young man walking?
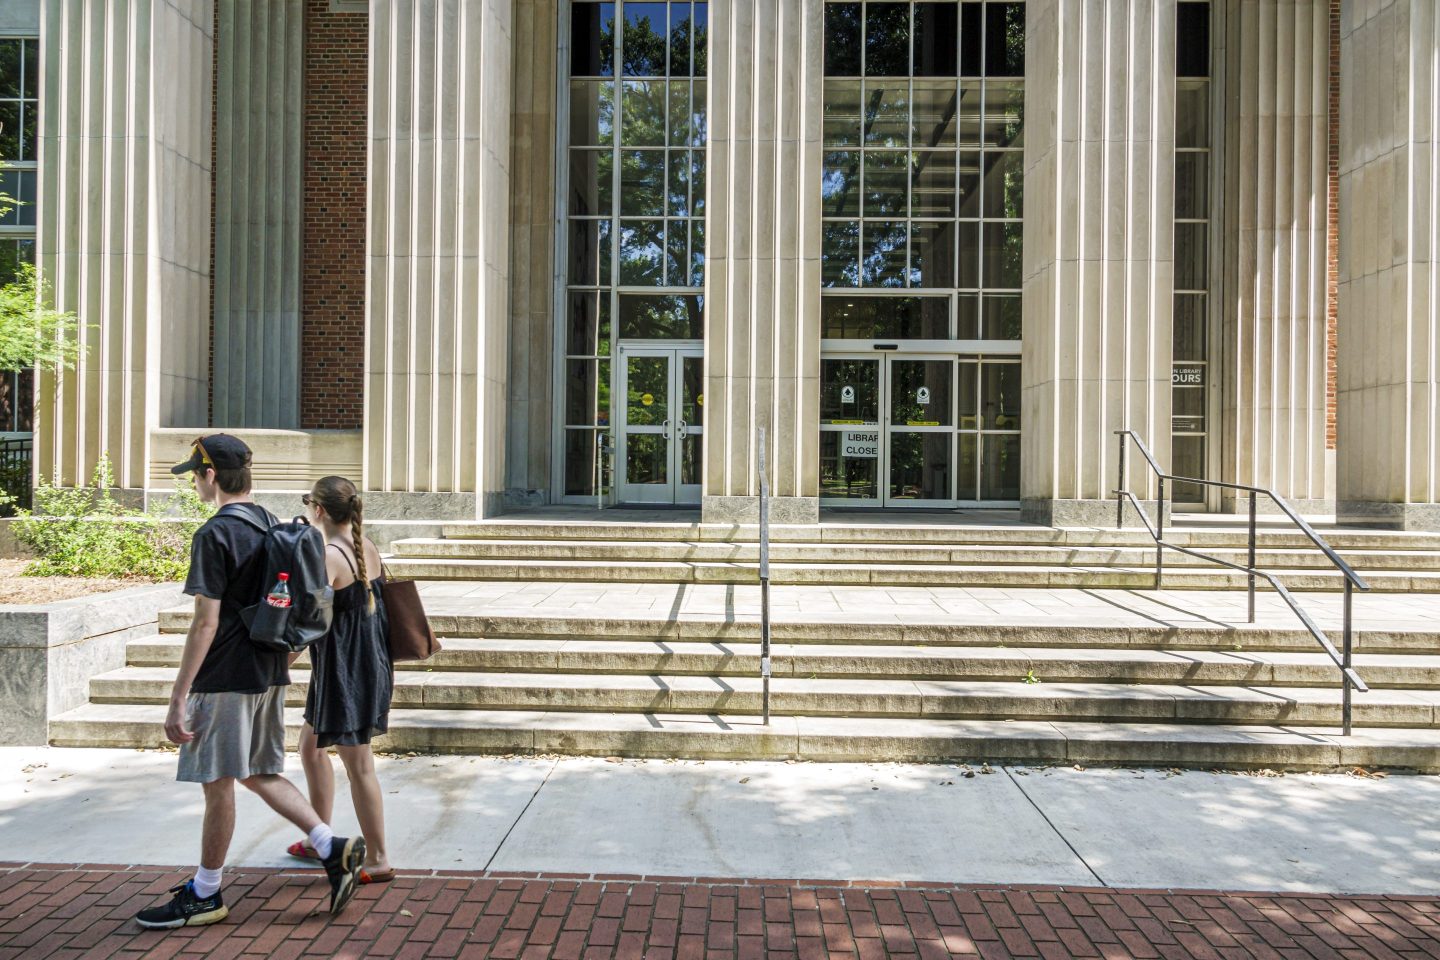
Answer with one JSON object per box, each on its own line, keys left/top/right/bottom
{"left": 135, "top": 434, "right": 366, "bottom": 929}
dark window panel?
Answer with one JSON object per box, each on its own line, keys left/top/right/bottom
{"left": 862, "top": 220, "right": 908, "bottom": 287}
{"left": 568, "top": 218, "right": 613, "bottom": 285}
{"left": 569, "top": 149, "right": 613, "bottom": 217}
{"left": 984, "top": 2, "right": 1025, "bottom": 77}
{"left": 0, "top": 101, "right": 17, "bottom": 160}
{"left": 618, "top": 293, "right": 705, "bottom": 338}
{"left": 865, "top": 3, "right": 911, "bottom": 77}
{"left": 567, "top": 291, "right": 613, "bottom": 356}
{"left": 564, "top": 430, "right": 602, "bottom": 496}
{"left": 21, "top": 39, "right": 35, "bottom": 98}
{"left": 1177, "top": 2, "right": 1211, "bottom": 78}
{"left": 566, "top": 359, "right": 612, "bottom": 425}
{"left": 0, "top": 40, "right": 20, "bottom": 98}
{"left": 19, "top": 99, "right": 34, "bottom": 161}
{"left": 982, "top": 150, "right": 1024, "bottom": 218}
{"left": 571, "top": 3, "right": 616, "bottom": 77}
{"left": 960, "top": 2, "right": 983, "bottom": 76}
{"left": 913, "top": 3, "right": 958, "bottom": 77}
{"left": 825, "top": 3, "right": 863, "bottom": 75}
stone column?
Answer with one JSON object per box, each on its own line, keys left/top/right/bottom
{"left": 1216, "top": 0, "right": 1331, "bottom": 512}
{"left": 504, "top": 0, "right": 558, "bottom": 506}
{"left": 1336, "top": 0, "right": 1440, "bottom": 529}
{"left": 365, "top": 0, "right": 512, "bottom": 514}
{"left": 702, "top": 0, "right": 823, "bottom": 524}
{"left": 212, "top": 0, "right": 304, "bottom": 428}
{"left": 37, "top": 0, "right": 214, "bottom": 490}
{"left": 1021, "top": 0, "right": 1176, "bottom": 526}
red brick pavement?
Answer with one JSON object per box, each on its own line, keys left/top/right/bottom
{"left": 0, "top": 863, "right": 1437, "bottom": 960}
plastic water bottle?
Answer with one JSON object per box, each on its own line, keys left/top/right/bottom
{"left": 266, "top": 573, "right": 292, "bottom": 608}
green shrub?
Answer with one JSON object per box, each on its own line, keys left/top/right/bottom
{"left": 12, "top": 455, "right": 214, "bottom": 581}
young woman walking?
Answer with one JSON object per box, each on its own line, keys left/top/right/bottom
{"left": 286, "top": 475, "right": 395, "bottom": 883}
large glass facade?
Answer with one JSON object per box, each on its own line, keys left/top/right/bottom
{"left": 820, "top": 1, "right": 1023, "bottom": 506}
{"left": 1173, "top": 1, "right": 1210, "bottom": 504}
{"left": 0, "top": 35, "right": 38, "bottom": 436}
{"left": 564, "top": 1, "right": 708, "bottom": 499}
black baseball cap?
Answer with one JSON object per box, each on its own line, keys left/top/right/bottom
{"left": 170, "top": 434, "right": 253, "bottom": 475}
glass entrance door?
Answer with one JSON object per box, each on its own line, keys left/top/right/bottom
{"left": 820, "top": 353, "right": 1020, "bottom": 508}
{"left": 617, "top": 344, "right": 703, "bottom": 505}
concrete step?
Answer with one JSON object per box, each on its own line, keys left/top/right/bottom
{"left": 153, "top": 607, "right": 1440, "bottom": 654}
{"left": 120, "top": 635, "right": 1440, "bottom": 688}
{"left": 388, "top": 537, "right": 1440, "bottom": 571}
{"left": 375, "top": 556, "right": 1432, "bottom": 591}
{"left": 85, "top": 666, "right": 1433, "bottom": 727}
{"left": 435, "top": 520, "right": 1440, "bottom": 552}
{"left": 46, "top": 702, "right": 1440, "bottom": 770}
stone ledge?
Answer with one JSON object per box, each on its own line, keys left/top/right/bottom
{"left": 0, "top": 583, "right": 184, "bottom": 746}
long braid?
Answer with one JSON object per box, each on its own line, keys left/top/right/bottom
{"left": 312, "top": 476, "right": 375, "bottom": 615}
{"left": 348, "top": 495, "right": 375, "bottom": 615}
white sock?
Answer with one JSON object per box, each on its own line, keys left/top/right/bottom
{"left": 192, "top": 865, "right": 223, "bottom": 899}
{"left": 308, "top": 823, "right": 335, "bottom": 860}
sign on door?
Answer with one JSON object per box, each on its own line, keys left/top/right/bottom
{"left": 841, "top": 431, "right": 879, "bottom": 458}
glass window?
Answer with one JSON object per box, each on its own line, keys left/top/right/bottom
{"left": 865, "top": 3, "right": 912, "bottom": 76}
{"left": 912, "top": 4, "right": 958, "bottom": 76}
{"left": 821, "top": 357, "right": 881, "bottom": 422}
{"left": 820, "top": 0, "right": 1023, "bottom": 343}
{"left": 564, "top": 2, "right": 708, "bottom": 497}
{"left": 618, "top": 294, "right": 704, "bottom": 338}
{"left": 1173, "top": 2, "right": 1211, "bottom": 503}
{"left": 822, "top": 295, "right": 948, "bottom": 338}
{"left": 825, "top": 3, "right": 863, "bottom": 76}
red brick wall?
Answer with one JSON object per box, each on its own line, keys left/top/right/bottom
{"left": 300, "top": 0, "right": 367, "bottom": 430}
{"left": 1326, "top": 0, "right": 1339, "bottom": 450}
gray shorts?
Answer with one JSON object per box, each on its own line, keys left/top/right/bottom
{"left": 176, "top": 686, "right": 287, "bottom": 784}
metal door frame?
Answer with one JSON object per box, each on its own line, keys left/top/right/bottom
{"left": 616, "top": 342, "right": 703, "bottom": 505}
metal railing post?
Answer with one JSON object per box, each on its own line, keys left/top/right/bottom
{"left": 1248, "top": 493, "right": 1257, "bottom": 624}
{"left": 1343, "top": 579, "right": 1354, "bottom": 737}
{"left": 758, "top": 427, "right": 771, "bottom": 726}
{"left": 1154, "top": 476, "right": 1165, "bottom": 589}
{"left": 1117, "top": 432, "right": 1127, "bottom": 529}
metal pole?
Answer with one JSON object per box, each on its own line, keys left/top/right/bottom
{"left": 758, "top": 427, "right": 771, "bottom": 726}
{"left": 1343, "top": 578, "right": 1353, "bottom": 737}
{"left": 1117, "top": 433, "right": 1127, "bottom": 529}
{"left": 1247, "top": 493, "right": 1257, "bottom": 624}
{"left": 1155, "top": 476, "right": 1165, "bottom": 589}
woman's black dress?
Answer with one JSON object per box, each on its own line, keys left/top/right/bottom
{"left": 304, "top": 546, "right": 393, "bottom": 748}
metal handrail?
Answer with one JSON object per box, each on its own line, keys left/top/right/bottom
{"left": 1113, "top": 430, "right": 1369, "bottom": 735}
{"left": 757, "top": 427, "right": 772, "bottom": 725}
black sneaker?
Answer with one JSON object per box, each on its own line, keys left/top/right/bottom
{"left": 134, "top": 882, "right": 228, "bottom": 929}
{"left": 321, "top": 835, "right": 366, "bottom": 915}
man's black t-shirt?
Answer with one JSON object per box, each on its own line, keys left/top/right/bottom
{"left": 184, "top": 502, "right": 290, "bottom": 694}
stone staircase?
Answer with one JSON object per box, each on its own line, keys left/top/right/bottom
{"left": 379, "top": 520, "right": 1440, "bottom": 591}
{"left": 45, "top": 512, "right": 1440, "bottom": 770}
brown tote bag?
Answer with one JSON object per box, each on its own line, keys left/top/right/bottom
{"left": 380, "top": 564, "right": 440, "bottom": 662}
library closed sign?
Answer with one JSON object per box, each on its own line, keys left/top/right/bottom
{"left": 841, "top": 431, "right": 880, "bottom": 458}
{"left": 1173, "top": 364, "right": 1205, "bottom": 386}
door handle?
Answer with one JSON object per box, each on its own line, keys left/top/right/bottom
{"left": 677, "top": 419, "right": 688, "bottom": 439}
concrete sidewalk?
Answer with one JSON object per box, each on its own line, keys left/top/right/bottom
{"left": 0, "top": 747, "right": 1435, "bottom": 895}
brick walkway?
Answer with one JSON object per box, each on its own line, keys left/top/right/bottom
{"left": 1, "top": 864, "right": 1438, "bottom": 959}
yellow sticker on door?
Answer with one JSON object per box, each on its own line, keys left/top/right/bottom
{"left": 641, "top": 393, "right": 655, "bottom": 406}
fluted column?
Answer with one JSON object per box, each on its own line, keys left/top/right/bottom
{"left": 212, "top": 0, "right": 304, "bottom": 428}
{"left": 1336, "top": 0, "right": 1440, "bottom": 529}
{"left": 702, "top": 0, "right": 824, "bottom": 524}
{"left": 366, "top": 0, "right": 512, "bottom": 513}
{"left": 1217, "top": 0, "right": 1331, "bottom": 511}
{"left": 504, "top": 0, "right": 558, "bottom": 503}
{"left": 1021, "top": 0, "right": 1176, "bottom": 525}
{"left": 37, "top": 0, "right": 214, "bottom": 489}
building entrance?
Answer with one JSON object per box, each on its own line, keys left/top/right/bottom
{"left": 820, "top": 352, "right": 1020, "bottom": 508}
{"left": 616, "top": 343, "right": 704, "bottom": 505}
